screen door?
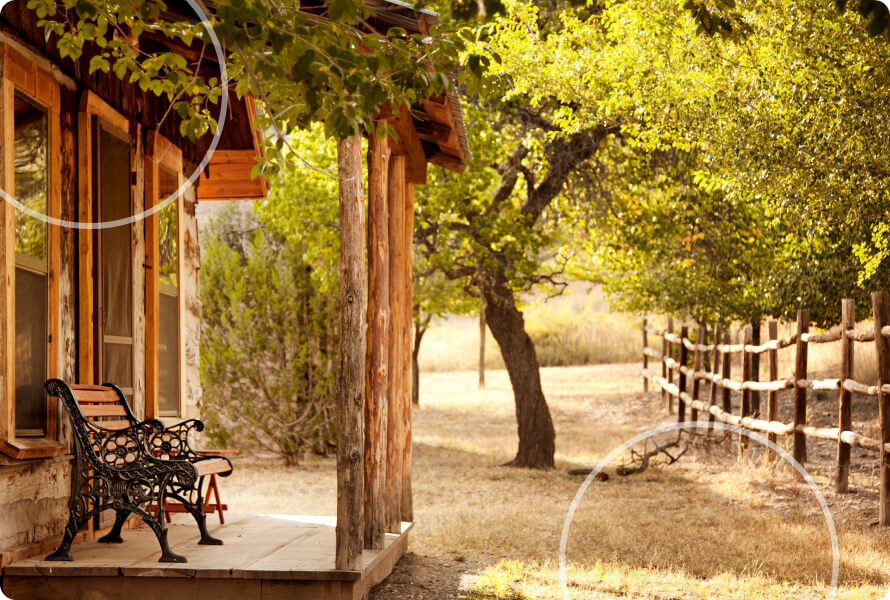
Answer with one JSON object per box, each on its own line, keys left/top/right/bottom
{"left": 92, "top": 119, "right": 134, "bottom": 403}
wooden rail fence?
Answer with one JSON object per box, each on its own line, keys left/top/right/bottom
{"left": 642, "top": 292, "right": 890, "bottom": 525}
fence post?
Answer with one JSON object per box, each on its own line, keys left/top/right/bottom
{"left": 691, "top": 324, "right": 704, "bottom": 422}
{"left": 751, "top": 320, "right": 761, "bottom": 418}
{"left": 740, "top": 325, "right": 752, "bottom": 454}
{"left": 835, "top": 299, "right": 855, "bottom": 493}
{"left": 666, "top": 318, "right": 674, "bottom": 413}
{"left": 871, "top": 292, "right": 890, "bottom": 525}
{"left": 643, "top": 318, "right": 649, "bottom": 393}
{"left": 721, "top": 331, "right": 732, "bottom": 415}
{"left": 678, "top": 325, "right": 689, "bottom": 423}
{"left": 708, "top": 323, "right": 722, "bottom": 428}
{"left": 767, "top": 320, "right": 779, "bottom": 463}
{"left": 663, "top": 318, "right": 672, "bottom": 411}
{"left": 793, "top": 309, "right": 810, "bottom": 466}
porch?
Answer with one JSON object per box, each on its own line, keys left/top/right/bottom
{"left": 2, "top": 514, "right": 411, "bottom": 600}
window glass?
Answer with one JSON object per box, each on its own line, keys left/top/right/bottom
{"left": 157, "top": 166, "right": 179, "bottom": 416}
{"left": 13, "top": 93, "right": 49, "bottom": 436}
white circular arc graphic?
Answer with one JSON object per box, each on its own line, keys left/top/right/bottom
{"left": 558, "top": 421, "right": 844, "bottom": 600}
{"left": 0, "top": 0, "right": 228, "bottom": 230}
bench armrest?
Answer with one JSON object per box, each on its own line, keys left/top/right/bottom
{"left": 146, "top": 419, "right": 207, "bottom": 461}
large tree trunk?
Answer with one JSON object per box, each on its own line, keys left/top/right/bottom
{"left": 481, "top": 274, "right": 555, "bottom": 469}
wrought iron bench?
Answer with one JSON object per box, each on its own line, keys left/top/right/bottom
{"left": 44, "top": 379, "right": 233, "bottom": 563}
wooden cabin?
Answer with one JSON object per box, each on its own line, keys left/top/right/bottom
{"left": 0, "top": 0, "right": 469, "bottom": 598}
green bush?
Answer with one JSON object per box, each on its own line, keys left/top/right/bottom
{"left": 199, "top": 207, "right": 338, "bottom": 465}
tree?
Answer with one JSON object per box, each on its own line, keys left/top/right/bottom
{"left": 478, "top": 0, "right": 890, "bottom": 327}
{"left": 200, "top": 206, "right": 339, "bottom": 465}
{"left": 28, "top": 0, "right": 472, "bottom": 160}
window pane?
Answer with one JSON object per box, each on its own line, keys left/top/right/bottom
{"left": 158, "top": 292, "right": 179, "bottom": 416}
{"left": 157, "top": 165, "right": 179, "bottom": 415}
{"left": 158, "top": 166, "right": 178, "bottom": 289}
{"left": 14, "top": 93, "right": 48, "bottom": 269}
{"left": 15, "top": 269, "right": 47, "bottom": 434}
{"left": 14, "top": 94, "right": 49, "bottom": 436}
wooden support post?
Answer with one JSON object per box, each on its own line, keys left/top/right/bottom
{"left": 837, "top": 299, "right": 855, "bottom": 493}
{"left": 665, "top": 318, "right": 674, "bottom": 413}
{"left": 767, "top": 320, "right": 779, "bottom": 462}
{"left": 691, "top": 324, "right": 704, "bottom": 422}
{"left": 385, "top": 155, "right": 406, "bottom": 534}
{"left": 740, "top": 326, "right": 752, "bottom": 453}
{"left": 678, "top": 326, "right": 689, "bottom": 423}
{"left": 335, "top": 136, "right": 365, "bottom": 570}
{"left": 364, "top": 134, "right": 390, "bottom": 549}
{"left": 872, "top": 292, "right": 890, "bottom": 524}
{"left": 642, "top": 318, "right": 649, "bottom": 393}
{"left": 721, "top": 331, "right": 732, "bottom": 415}
{"left": 708, "top": 324, "right": 722, "bottom": 428}
{"left": 793, "top": 309, "right": 810, "bottom": 466}
{"left": 401, "top": 183, "right": 415, "bottom": 523}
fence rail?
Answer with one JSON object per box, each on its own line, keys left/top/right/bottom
{"left": 642, "top": 293, "right": 890, "bottom": 525}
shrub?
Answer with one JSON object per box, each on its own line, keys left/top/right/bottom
{"left": 199, "top": 207, "right": 338, "bottom": 465}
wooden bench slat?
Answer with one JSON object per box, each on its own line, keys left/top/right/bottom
{"left": 89, "top": 419, "right": 132, "bottom": 431}
{"left": 72, "top": 389, "right": 120, "bottom": 402}
{"left": 81, "top": 404, "right": 129, "bottom": 417}
{"left": 195, "top": 458, "right": 233, "bottom": 477}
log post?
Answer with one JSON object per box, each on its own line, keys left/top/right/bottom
{"left": 385, "top": 154, "right": 406, "bottom": 534}
{"left": 678, "top": 325, "right": 689, "bottom": 423}
{"left": 872, "top": 292, "right": 890, "bottom": 524}
{"left": 708, "top": 324, "right": 722, "bottom": 429}
{"left": 751, "top": 320, "right": 761, "bottom": 417}
{"left": 767, "top": 320, "right": 779, "bottom": 462}
{"left": 691, "top": 324, "right": 704, "bottom": 422}
{"left": 401, "top": 183, "right": 415, "bottom": 523}
{"left": 335, "top": 136, "right": 365, "bottom": 570}
{"left": 793, "top": 309, "right": 810, "bottom": 466}
{"left": 642, "top": 318, "right": 649, "bottom": 393}
{"left": 364, "top": 134, "right": 391, "bottom": 549}
{"left": 837, "top": 299, "right": 855, "bottom": 493}
{"left": 665, "top": 318, "right": 674, "bottom": 412}
{"left": 740, "top": 325, "right": 752, "bottom": 454}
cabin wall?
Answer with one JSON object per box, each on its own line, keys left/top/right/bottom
{"left": 0, "top": 81, "right": 78, "bottom": 556}
{"left": 0, "top": 27, "right": 205, "bottom": 557}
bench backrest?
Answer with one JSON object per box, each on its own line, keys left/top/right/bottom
{"left": 46, "top": 379, "right": 149, "bottom": 473}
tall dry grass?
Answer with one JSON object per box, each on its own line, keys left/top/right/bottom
{"left": 419, "top": 285, "right": 640, "bottom": 372}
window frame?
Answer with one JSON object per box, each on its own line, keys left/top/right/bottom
{"left": 145, "top": 131, "right": 185, "bottom": 420}
{"left": 0, "top": 42, "right": 64, "bottom": 459}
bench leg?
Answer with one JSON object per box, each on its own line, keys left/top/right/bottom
{"left": 168, "top": 478, "right": 223, "bottom": 546}
{"left": 45, "top": 513, "right": 86, "bottom": 561}
{"left": 98, "top": 509, "right": 129, "bottom": 544}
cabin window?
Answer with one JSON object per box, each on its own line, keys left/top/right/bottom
{"left": 157, "top": 166, "right": 180, "bottom": 416}
{"left": 13, "top": 93, "right": 49, "bottom": 437}
{"left": 0, "top": 42, "right": 63, "bottom": 458}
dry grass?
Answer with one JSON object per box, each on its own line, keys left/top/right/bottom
{"left": 420, "top": 285, "right": 640, "bottom": 372}
{"left": 223, "top": 365, "right": 890, "bottom": 599}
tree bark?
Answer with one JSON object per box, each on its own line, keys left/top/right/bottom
{"left": 479, "top": 307, "right": 486, "bottom": 390}
{"left": 481, "top": 272, "right": 555, "bottom": 469}
{"left": 411, "top": 315, "right": 429, "bottom": 406}
{"left": 335, "top": 136, "right": 364, "bottom": 571}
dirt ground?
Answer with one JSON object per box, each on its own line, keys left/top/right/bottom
{"left": 222, "top": 363, "right": 890, "bottom": 599}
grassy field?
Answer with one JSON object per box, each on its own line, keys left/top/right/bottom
{"left": 223, "top": 364, "right": 890, "bottom": 600}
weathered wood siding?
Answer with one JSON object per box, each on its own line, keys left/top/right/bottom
{"left": 181, "top": 183, "right": 203, "bottom": 419}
